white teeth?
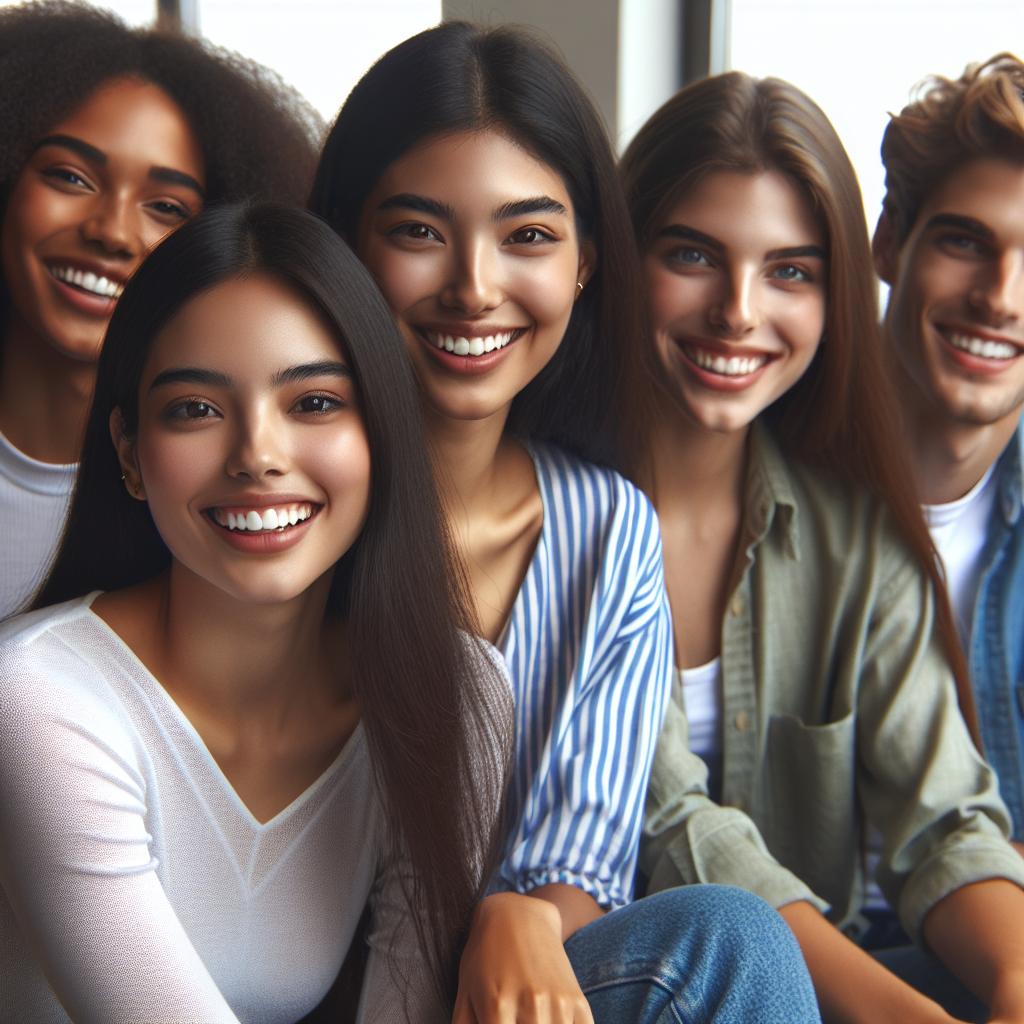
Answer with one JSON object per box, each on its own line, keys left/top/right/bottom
{"left": 947, "top": 332, "right": 1018, "bottom": 360}
{"left": 689, "top": 347, "right": 767, "bottom": 376}
{"left": 214, "top": 504, "right": 314, "bottom": 533}
{"left": 426, "top": 330, "right": 517, "bottom": 355}
{"left": 50, "top": 265, "right": 123, "bottom": 298}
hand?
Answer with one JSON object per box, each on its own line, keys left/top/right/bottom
{"left": 452, "top": 892, "right": 594, "bottom": 1024}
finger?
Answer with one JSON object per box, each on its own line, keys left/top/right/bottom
{"left": 573, "top": 995, "right": 595, "bottom": 1024}
{"left": 451, "top": 989, "right": 474, "bottom": 1024}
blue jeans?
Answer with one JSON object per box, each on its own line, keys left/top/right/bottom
{"left": 564, "top": 886, "right": 821, "bottom": 1023}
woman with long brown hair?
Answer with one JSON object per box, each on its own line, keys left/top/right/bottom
{"left": 0, "top": 202, "right": 510, "bottom": 1022}
{"left": 622, "top": 72, "right": 1024, "bottom": 1023}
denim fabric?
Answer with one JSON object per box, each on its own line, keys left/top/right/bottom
{"left": 564, "top": 886, "right": 821, "bottom": 1023}
{"left": 971, "top": 426, "right": 1024, "bottom": 839}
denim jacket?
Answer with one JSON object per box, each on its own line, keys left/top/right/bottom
{"left": 971, "top": 424, "right": 1024, "bottom": 839}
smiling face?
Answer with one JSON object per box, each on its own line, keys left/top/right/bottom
{"left": 356, "top": 129, "right": 591, "bottom": 427}
{"left": 1, "top": 76, "right": 205, "bottom": 365}
{"left": 120, "top": 274, "right": 371, "bottom": 607}
{"left": 644, "top": 169, "right": 827, "bottom": 435}
{"left": 878, "top": 157, "right": 1024, "bottom": 431}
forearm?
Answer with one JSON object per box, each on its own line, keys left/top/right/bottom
{"left": 780, "top": 901, "right": 953, "bottom": 1024}
{"left": 924, "top": 878, "right": 1024, "bottom": 1019}
{"left": 528, "top": 882, "right": 605, "bottom": 941}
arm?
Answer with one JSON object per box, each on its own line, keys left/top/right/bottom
{"left": 0, "top": 652, "right": 240, "bottom": 1024}
{"left": 457, "top": 478, "right": 672, "bottom": 1020}
{"left": 924, "top": 880, "right": 1024, "bottom": 1022}
{"left": 780, "top": 902, "right": 956, "bottom": 1024}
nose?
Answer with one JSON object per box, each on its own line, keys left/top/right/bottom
{"left": 438, "top": 236, "right": 503, "bottom": 314}
{"left": 224, "top": 407, "right": 288, "bottom": 481}
{"left": 79, "top": 191, "right": 140, "bottom": 260}
{"left": 968, "top": 250, "right": 1024, "bottom": 326}
{"left": 708, "top": 266, "right": 759, "bottom": 338}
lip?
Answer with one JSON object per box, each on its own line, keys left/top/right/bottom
{"left": 414, "top": 326, "right": 525, "bottom": 376}
{"left": 202, "top": 501, "right": 322, "bottom": 555}
{"left": 935, "top": 323, "right": 1024, "bottom": 377}
{"left": 44, "top": 258, "right": 129, "bottom": 318}
{"left": 203, "top": 492, "right": 319, "bottom": 513}
{"left": 672, "top": 336, "right": 774, "bottom": 392}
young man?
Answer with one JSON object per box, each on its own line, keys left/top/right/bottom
{"left": 874, "top": 54, "right": 1024, "bottom": 841}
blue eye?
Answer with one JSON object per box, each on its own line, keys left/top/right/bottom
{"left": 667, "top": 247, "right": 709, "bottom": 267}
{"left": 772, "top": 264, "right": 811, "bottom": 282}
{"left": 42, "top": 167, "right": 90, "bottom": 189}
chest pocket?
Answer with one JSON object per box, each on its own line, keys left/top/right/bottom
{"left": 759, "top": 710, "right": 857, "bottom": 918}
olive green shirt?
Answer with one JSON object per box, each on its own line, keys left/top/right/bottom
{"left": 642, "top": 425, "right": 1024, "bottom": 942}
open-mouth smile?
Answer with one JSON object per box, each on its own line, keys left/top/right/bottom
{"left": 419, "top": 327, "right": 525, "bottom": 356}
{"left": 47, "top": 264, "right": 125, "bottom": 300}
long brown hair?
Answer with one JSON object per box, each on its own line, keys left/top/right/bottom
{"left": 620, "top": 72, "right": 977, "bottom": 737}
{"left": 35, "top": 202, "right": 511, "bottom": 1008}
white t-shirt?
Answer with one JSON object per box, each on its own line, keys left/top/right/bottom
{"left": 677, "top": 657, "right": 723, "bottom": 800}
{"left": 924, "top": 462, "right": 999, "bottom": 648}
{"left": 0, "top": 596, "right": 465, "bottom": 1024}
{"left": 0, "top": 430, "right": 75, "bottom": 619}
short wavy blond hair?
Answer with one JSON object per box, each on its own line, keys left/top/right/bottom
{"left": 881, "top": 53, "right": 1024, "bottom": 239}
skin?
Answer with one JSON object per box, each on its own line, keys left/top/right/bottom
{"left": 0, "top": 76, "right": 205, "bottom": 464}
{"left": 643, "top": 169, "right": 826, "bottom": 666}
{"left": 97, "top": 274, "right": 368, "bottom": 824}
{"left": 875, "top": 157, "right": 1024, "bottom": 505}
{"left": 358, "top": 127, "right": 597, "bottom": 1024}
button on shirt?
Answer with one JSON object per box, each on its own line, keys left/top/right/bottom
{"left": 642, "top": 424, "right": 1024, "bottom": 941}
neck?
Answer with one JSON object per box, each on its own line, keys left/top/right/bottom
{"left": 899, "top": 376, "right": 1021, "bottom": 506}
{"left": 648, "top": 391, "right": 749, "bottom": 516}
{"left": 149, "top": 566, "right": 342, "bottom": 727}
{"left": 0, "top": 322, "right": 96, "bottom": 464}
{"left": 426, "top": 403, "right": 514, "bottom": 522}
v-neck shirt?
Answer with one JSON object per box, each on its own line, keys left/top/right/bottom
{"left": 0, "top": 595, "right": 444, "bottom": 1023}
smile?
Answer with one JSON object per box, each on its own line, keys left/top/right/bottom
{"left": 422, "top": 328, "right": 522, "bottom": 356}
{"left": 48, "top": 264, "right": 124, "bottom": 299}
{"left": 686, "top": 346, "right": 769, "bottom": 377}
{"left": 943, "top": 330, "right": 1020, "bottom": 361}
{"left": 208, "top": 503, "right": 317, "bottom": 533}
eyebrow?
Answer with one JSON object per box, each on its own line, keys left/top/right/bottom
{"left": 271, "top": 360, "right": 351, "bottom": 386}
{"left": 34, "top": 133, "right": 205, "bottom": 199}
{"left": 924, "top": 213, "right": 994, "bottom": 240}
{"left": 493, "top": 196, "right": 567, "bottom": 221}
{"left": 656, "top": 225, "right": 825, "bottom": 261}
{"left": 149, "top": 361, "right": 351, "bottom": 393}
{"left": 377, "top": 193, "right": 456, "bottom": 220}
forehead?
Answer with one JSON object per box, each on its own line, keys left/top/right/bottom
{"left": 659, "top": 169, "right": 823, "bottom": 246}
{"left": 146, "top": 275, "right": 344, "bottom": 375}
{"left": 913, "top": 157, "right": 1024, "bottom": 238}
{"left": 372, "top": 128, "right": 573, "bottom": 211}
{"left": 43, "top": 75, "right": 204, "bottom": 179}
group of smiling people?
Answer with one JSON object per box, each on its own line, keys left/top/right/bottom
{"left": 1, "top": 3, "right": 1023, "bottom": 1023}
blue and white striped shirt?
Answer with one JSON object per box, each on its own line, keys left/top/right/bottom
{"left": 494, "top": 444, "right": 673, "bottom": 910}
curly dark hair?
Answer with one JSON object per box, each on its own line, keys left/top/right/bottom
{"left": 0, "top": 0, "right": 322, "bottom": 217}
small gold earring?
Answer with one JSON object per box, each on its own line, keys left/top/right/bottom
{"left": 576, "top": 281, "right": 584, "bottom": 295}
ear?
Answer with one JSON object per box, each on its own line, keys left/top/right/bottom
{"left": 575, "top": 240, "right": 597, "bottom": 299}
{"left": 872, "top": 206, "right": 900, "bottom": 285}
{"left": 109, "top": 408, "right": 146, "bottom": 501}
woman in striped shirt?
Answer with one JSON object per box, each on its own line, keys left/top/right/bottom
{"left": 311, "top": 21, "right": 819, "bottom": 1023}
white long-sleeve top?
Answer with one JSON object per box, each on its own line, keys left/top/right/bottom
{"left": 0, "top": 595, "right": 460, "bottom": 1024}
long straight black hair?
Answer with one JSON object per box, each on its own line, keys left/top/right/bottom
{"left": 310, "top": 20, "right": 646, "bottom": 467}
{"left": 35, "top": 202, "right": 511, "bottom": 1008}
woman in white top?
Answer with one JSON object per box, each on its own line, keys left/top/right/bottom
{"left": 0, "top": 202, "right": 510, "bottom": 1023}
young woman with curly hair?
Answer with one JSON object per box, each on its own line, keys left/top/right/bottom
{"left": 0, "top": 0, "right": 321, "bottom": 617}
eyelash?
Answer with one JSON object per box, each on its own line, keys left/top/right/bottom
{"left": 506, "top": 226, "right": 556, "bottom": 245}
{"left": 389, "top": 222, "right": 442, "bottom": 243}
{"left": 771, "top": 264, "right": 814, "bottom": 283}
{"left": 166, "top": 398, "right": 220, "bottom": 422}
{"left": 666, "top": 247, "right": 711, "bottom": 268}
{"left": 41, "top": 167, "right": 192, "bottom": 221}
{"left": 292, "top": 393, "right": 345, "bottom": 415}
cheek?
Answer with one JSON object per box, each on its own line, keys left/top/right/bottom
{"left": 362, "top": 244, "right": 433, "bottom": 314}
{"left": 135, "top": 430, "right": 220, "bottom": 513}
{"left": 309, "top": 423, "right": 372, "bottom": 513}
{"left": 507, "top": 258, "right": 577, "bottom": 331}
{"left": 645, "top": 265, "right": 703, "bottom": 331}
